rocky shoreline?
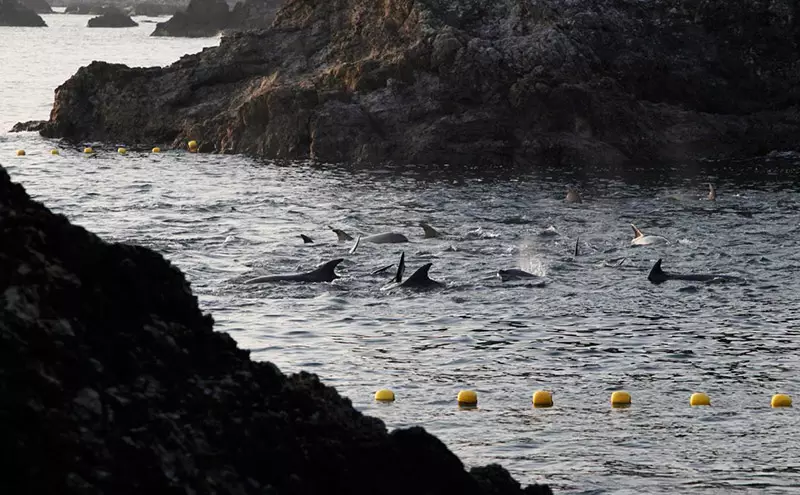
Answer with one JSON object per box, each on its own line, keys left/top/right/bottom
{"left": 0, "top": 163, "right": 552, "bottom": 494}
{"left": 36, "top": 0, "right": 800, "bottom": 168}
{"left": 0, "top": 0, "right": 47, "bottom": 26}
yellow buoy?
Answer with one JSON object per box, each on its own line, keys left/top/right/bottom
{"left": 611, "top": 391, "right": 631, "bottom": 408}
{"left": 50, "top": 149, "right": 59, "bottom": 155}
{"left": 84, "top": 147, "right": 94, "bottom": 154}
{"left": 772, "top": 394, "right": 792, "bottom": 408}
{"left": 187, "top": 140, "right": 198, "bottom": 151}
{"left": 16, "top": 149, "right": 25, "bottom": 156}
{"left": 152, "top": 147, "right": 161, "bottom": 153}
{"left": 457, "top": 389, "right": 478, "bottom": 406}
{"left": 532, "top": 390, "right": 553, "bottom": 408}
{"left": 374, "top": 389, "right": 395, "bottom": 402}
{"left": 118, "top": 147, "right": 127, "bottom": 154}
{"left": 690, "top": 392, "right": 711, "bottom": 406}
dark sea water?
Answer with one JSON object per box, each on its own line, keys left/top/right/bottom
{"left": 2, "top": 14, "right": 800, "bottom": 494}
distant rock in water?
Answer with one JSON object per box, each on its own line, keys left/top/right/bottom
{"left": 41, "top": 0, "right": 800, "bottom": 168}
{"left": 87, "top": 9, "right": 138, "bottom": 27}
{"left": 151, "top": 0, "right": 229, "bottom": 37}
{"left": 129, "top": 2, "right": 182, "bottom": 17}
{"left": 0, "top": 163, "right": 552, "bottom": 495}
{"left": 10, "top": 119, "right": 47, "bottom": 132}
{"left": 63, "top": 3, "right": 109, "bottom": 14}
{"left": 0, "top": 0, "right": 47, "bottom": 26}
{"left": 19, "top": 0, "right": 51, "bottom": 14}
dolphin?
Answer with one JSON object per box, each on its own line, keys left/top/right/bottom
{"left": 647, "top": 259, "right": 741, "bottom": 284}
{"left": 707, "top": 183, "right": 716, "bottom": 201}
{"left": 362, "top": 232, "right": 409, "bottom": 244}
{"left": 244, "top": 258, "right": 344, "bottom": 283}
{"left": 566, "top": 187, "right": 582, "bottom": 203}
{"left": 383, "top": 252, "right": 444, "bottom": 289}
{"left": 419, "top": 221, "right": 442, "bottom": 238}
{"left": 328, "top": 226, "right": 354, "bottom": 242}
{"left": 574, "top": 237, "right": 580, "bottom": 257}
{"left": 300, "top": 234, "right": 314, "bottom": 244}
{"left": 497, "top": 269, "right": 540, "bottom": 282}
{"left": 630, "top": 224, "right": 669, "bottom": 246}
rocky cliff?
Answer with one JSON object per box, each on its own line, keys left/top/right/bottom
{"left": 0, "top": 163, "right": 551, "bottom": 494}
{"left": 87, "top": 8, "right": 138, "bottom": 26}
{"left": 0, "top": 0, "right": 47, "bottom": 25}
{"left": 40, "top": 0, "right": 800, "bottom": 168}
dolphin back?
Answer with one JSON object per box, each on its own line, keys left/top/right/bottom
{"left": 363, "top": 232, "right": 409, "bottom": 244}
{"left": 308, "top": 258, "right": 345, "bottom": 282}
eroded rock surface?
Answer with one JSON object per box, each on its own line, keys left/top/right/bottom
{"left": 0, "top": 163, "right": 552, "bottom": 494}
{"left": 40, "top": 0, "right": 800, "bottom": 168}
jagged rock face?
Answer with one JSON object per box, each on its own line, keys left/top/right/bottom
{"left": 41, "top": 0, "right": 800, "bottom": 168}
{"left": 129, "top": 2, "right": 182, "bottom": 17}
{"left": 87, "top": 10, "right": 139, "bottom": 27}
{"left": 151, "top": 0, "right": 229, "bottom": 37}
{"left": 19, "top": 0, "right": 51, "bottom": 14}
{"left": 228, "top": 0, "right": 283, "bottom": 31}
{"left": 0, "top": 163, "right": 551, "bottom": 494}
{"left": 0, "top": 0, "right": 47, "bottom": 25}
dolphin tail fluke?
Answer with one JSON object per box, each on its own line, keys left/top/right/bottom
{"left": 300, "top": 234, "right": 314, "bottom": 244}
{"left": 312, "top": 258, "right": 344, "bottom": 282}
{"left": 349, "top": 235, "right": 361, "bottom": 254}
{"left": 631, "top": 224, "right": 644, "bottom": 239}
{"left": 393, "top": 252, "right": 405, "bottom": 283}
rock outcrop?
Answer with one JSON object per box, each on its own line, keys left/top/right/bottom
{"left": 129, "top": 2, "right": 181, "bottom": 17}
{"left": 151, "top": 0, "right": 282, "bottom": 37}
{"left": 0, "top": 0, "right": 47, "bottom": 26}
{"left": 19, "top": 0, "right": 52, "bottom": 14}
{"left": 40, "top": 0, "right": 800, "bottom": 168}
{"left": 10, "top": 120, "right": 47, "bottom": 132}
{"left": 87, "top": 9, "right": 138, "bottom": 27}
{"left": 0, "top": 163, "right": 552, "bottom": 495}
{"left": 151, "top": 0, "right": 229, "bottom": 37}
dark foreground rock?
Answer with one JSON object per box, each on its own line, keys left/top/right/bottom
{"left": 40, "top": 0, "right": 800, "bottom": 168}
{"left": 0, "top": 163, "right": 551, "bottom": 494}
{"left": 0, "top": 0, "right": 47, "bottom": 25}
{"left": 87, "top": 9, "right": 138, "bottom": 27}
{"left": 151, "top": 0, "right": 229, "bottom": 37}
{"left": 19, "top": 0, "right": 51, "bottom": 14}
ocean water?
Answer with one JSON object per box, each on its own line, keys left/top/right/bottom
{"left": 2, "top": 14, "right": 800, "bottom": 494}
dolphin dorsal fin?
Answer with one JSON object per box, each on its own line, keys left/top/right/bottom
{"left": 328, "top": 225, "right": 353, "bottom": 242}
{"left": 574, "top": 237, "right": 580, "bottom": 257}
{"left": 349, "top": 235, "right": 361, "bottom": 254}
{"left": 393, "top": 252, "right": 405, "bottom": 283}
{"left": 651, "top": 259, "right": 664, "bottom": 275}
{"left": 631, "top": 224, "right": 644, "bottom": 239}
{"left": 300, "top": 234, "right": 314, "bottom": 244}
{"left": 312, "top": 258, "right": 344, "bottom": 281}
{"left": 420, "top": 222, "right": 441, "bottom": 238}
{"left": 403, "top": 263, "right": 434, "bottom": 286}
{"left": 708, "top": 183, "right": 716, "bottom": 201}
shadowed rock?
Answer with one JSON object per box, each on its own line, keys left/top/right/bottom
{"left": 19, "top": 0, "right": 51, "bottom": 14}
{"left": 10, "top": 120, "right": 47, "bottom": 133}
{"left": 0, "top": 0, "right": 47, "bottom": 26}
{"left": 0, "top": 163, "right": 552, "bottom": 495}
{"left": 40, "top": 0, "right": 800, "bottom": 168}
{"left": 151, "top": 0, "right": 230, "bottom": 37}
{"left": 87, "top": 9, "right": 138, "bottom": 27}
